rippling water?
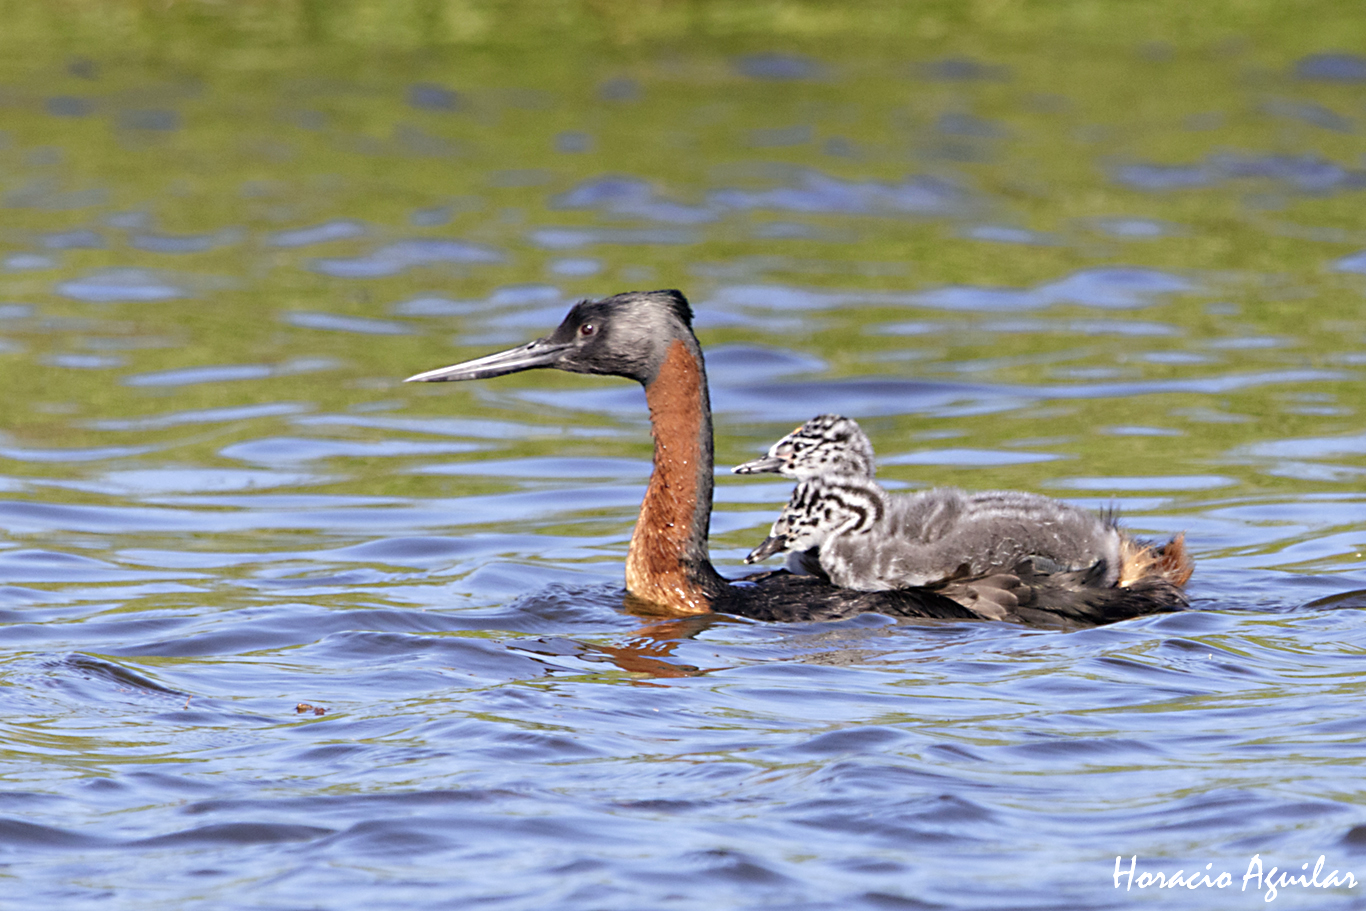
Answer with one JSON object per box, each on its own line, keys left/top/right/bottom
{"left": 3, "top": 9, "right": 1366, "bottom": 908}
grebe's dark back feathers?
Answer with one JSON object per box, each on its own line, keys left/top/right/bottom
{"left": 1000, "top": 561, "right": 1186, "bottom": 628}
{"left": 713, "top": 570, "right": 980, "bottom": 622}
{"left": 715, "top": 562, "right": 1186, "bottom": 626}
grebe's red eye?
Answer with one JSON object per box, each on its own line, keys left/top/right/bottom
{"left": 579, "top": 323, "right": 596, "bottom": 337}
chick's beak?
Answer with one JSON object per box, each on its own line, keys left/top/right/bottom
{"left": 744, "top": 534, "right": 788, "bottom": 564}
{"left": 732, "top": 456, "right": 785, "bottom": 475}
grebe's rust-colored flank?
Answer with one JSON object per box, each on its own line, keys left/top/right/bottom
{"left": 406, "top": 289, "right": 1191, "bottom": 625}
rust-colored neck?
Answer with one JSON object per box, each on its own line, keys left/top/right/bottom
{"left": 625, "top": 338, "right": 724, "bottom": 614}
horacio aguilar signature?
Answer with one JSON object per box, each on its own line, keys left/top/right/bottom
{"left": 1114, "top": 855, "right": 1357, "bottom": 901}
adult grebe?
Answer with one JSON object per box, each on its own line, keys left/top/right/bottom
{"left": 406, "top": 289, "right": 1188, "bottom": 626}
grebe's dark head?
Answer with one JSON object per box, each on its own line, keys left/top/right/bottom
{"left": 734, "top": 413, "right": 876, "bottom": 479}
{"left": 405, "top": 289, "right": 697, "bottom": 387}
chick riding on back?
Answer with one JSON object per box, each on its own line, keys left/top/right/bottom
{"left": 737, "top": 414, "right": 1193, "bottom": 620}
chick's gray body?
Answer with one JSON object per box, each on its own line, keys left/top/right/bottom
{"left": 822, "top": 483, "right": 1122, "bottom": 590}
{"left": 738, "top": 417, "right": 1124, "bottom": 591}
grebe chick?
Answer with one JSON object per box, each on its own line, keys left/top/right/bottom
{"left": 733, "top": 414, "right": 875, "bottom": 480}
{"left": 406, "top": 289, "right": 1190, "bottom": 625}
{"left": 746, "top": 475, "right": 1136, "bottom": 589}
{"left": 739, "top": 414, "right": 1193, "bottom": 610}
{"left": 733, "top": 413, "right": 874, "bottom": 578}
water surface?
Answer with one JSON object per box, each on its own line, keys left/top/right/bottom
{"left": 2, "top": 7, "right": 1366, "bottom": 908}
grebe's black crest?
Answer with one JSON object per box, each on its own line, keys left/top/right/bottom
{"left": 408, "top": 289, "right": 1192, "bottom": 626}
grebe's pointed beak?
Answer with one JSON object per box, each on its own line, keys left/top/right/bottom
{"left": 405, "top": 338, "right": 574, "bottom": 383}
{"left": 744, "top": 534, "right": 788, "bottom": 564}
{"left": 732, "top": 455, "right": 784, "bottom": 475}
